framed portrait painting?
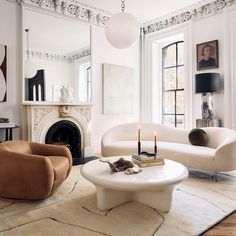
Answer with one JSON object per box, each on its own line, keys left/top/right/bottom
{"left": 196, "top": 40, "right": 219, "bottom": 71}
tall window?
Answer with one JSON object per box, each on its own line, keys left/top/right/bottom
{"left": 162, "top": 41, "right": 184, "bottom": 127}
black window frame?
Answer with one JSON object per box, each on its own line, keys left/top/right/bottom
{"left": 162, "top": 41, "right": 184, "bottom": 127}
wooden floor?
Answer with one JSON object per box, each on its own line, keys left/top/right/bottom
{"left": 201, "top": 211, "right": 236, "bottom": 236}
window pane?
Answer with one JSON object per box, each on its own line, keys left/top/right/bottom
{"left": 176, "top": 90, "right": 184, "bottom": 114}
{"left": 163, "top": 115, "right": 175, "bottom": 127}
{"left": 163, "top": 44, "right": 176, "bottom": 67}
{"left": 177, "top": 66, "right": 184, "bottom": 89}
{"left": 164, "top": 68, "right": 176, "bottom": 90}
{"left": 163, "top": 91, "right": 175, "bottom": 113}
{"left": 177, "top": 115, "right": 184, "bottom": 128}
{"left": 177, "top": 42, "right": 184, "bottom": 65}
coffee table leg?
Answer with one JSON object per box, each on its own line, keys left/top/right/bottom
{"left": 96, "top": 185, "right": 175, "bottom": 212}
{"left": 96, "top": 186, "right": 131, "bottom": 210}
{"left": 133, "top": 185, "right": 175, "bottom": 212}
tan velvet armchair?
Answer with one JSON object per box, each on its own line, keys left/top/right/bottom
{"left": 0, "top": 141, "right": 72, "bottom": 200}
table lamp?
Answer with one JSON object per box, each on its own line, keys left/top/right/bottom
{"left": 195, "top": 73, "right": 220, "bottom": 119}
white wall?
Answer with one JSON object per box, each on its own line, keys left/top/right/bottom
{"left": 144, "top": 8, "right": 236, "bottom": 129}
{"left": 0, "top": 1, "right": 140, "bottom": 150}
{"left": 0, "top": 0, "right": 21, "bottom": 140}
{"left": 192, "top": 14, "right": 225, "bottom": 126}
{"left": 224, "top": 6, "right": 236, "bottom": 129}
{"left": 91, "top": 25, "right": 140, "bottom": 152}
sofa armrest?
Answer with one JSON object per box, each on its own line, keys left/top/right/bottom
{"left": 30, "top": 142, "right": 73, "bottom": 175}
{"left": 215, "top": 138, "right": 236, "bottom": 171}
{"left": 0, "top": 150, "right": 54, "bottom": 199}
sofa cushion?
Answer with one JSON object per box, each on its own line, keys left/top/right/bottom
{"left": 188, "top": 128, "right": 208, "bottom": 146}
{"left": 48, "top": 156, "right": 69, "bottom": 181}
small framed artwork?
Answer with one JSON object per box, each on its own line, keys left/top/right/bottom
{"left": 196, "top": 40, "right": 219, "bottom": 70}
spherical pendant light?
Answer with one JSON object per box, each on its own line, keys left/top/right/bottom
{"left": 105, "top": 1, "right": 140, "bottom": 49}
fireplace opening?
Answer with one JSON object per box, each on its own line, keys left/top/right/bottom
{"left": 45, "top": 120, "right": 81, "bottom": 165}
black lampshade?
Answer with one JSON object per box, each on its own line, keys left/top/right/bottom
{"left": 195, "top": 73, "right": 220, "bottom": 93}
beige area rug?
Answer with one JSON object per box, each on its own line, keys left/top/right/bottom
{"left": 0, "top": 166, "right": 235, "bottom": 236}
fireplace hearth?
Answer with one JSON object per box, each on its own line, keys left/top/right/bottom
{"left": 45, "top": 120, "right": 81, "bottom": 165}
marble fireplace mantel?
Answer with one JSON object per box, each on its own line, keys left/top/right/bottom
{"left": 22, "top": 102, "right": 94, "bottom": 157}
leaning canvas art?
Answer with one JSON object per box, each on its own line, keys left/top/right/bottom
{"left": 102, "top": 63, "right": 134, "bottom": 114}
{"left": 0, "top": 45, "right": 7, "bottom": 102}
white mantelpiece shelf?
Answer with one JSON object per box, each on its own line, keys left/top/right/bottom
{"left": 22, "top": 101, "right": 94, "bottom": 106}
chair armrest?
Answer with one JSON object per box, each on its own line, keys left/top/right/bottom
{"left": 0, "top": 150, "right": 54, "bottom": 199}
{"left": 215, "top": 138, "right": 236, "bottom": 171}
{"left": 30, "top": 142, "right": 73, "bottom": 175}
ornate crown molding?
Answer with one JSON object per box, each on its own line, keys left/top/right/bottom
{"left": 143, "top": 0, "right": 235, "bottom": 34}
{"left": 15, "top": 0, "right": 111, "bottom": 26}
{"left": 26, "top": 47, "right": 90, "bottom": 63}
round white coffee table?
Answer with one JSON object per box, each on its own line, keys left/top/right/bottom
{"left": 81, "top": 156, "right": 188, "bottom": 212}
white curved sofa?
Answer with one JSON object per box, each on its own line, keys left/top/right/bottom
{"left": 101, "top": 123, "right": 236, "bottom": 172}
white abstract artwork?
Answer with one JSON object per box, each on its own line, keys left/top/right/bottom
{"left": 103, "top": 63, "right": 134, "bottom": 114}
{"left": 0, "top": 45, "right": 7, "bottom": 102}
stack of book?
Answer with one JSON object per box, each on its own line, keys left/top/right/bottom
{"left": 132, "top": 153, "right": 165, "bottom": 167}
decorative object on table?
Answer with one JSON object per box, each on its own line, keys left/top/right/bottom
{"left": 60, "top": 85, "right": 75, "bottom": 103}
{"left": 125, "top": 166, "right": 142, "bottom": 175}
{"left": 105, "top": 0, "right": 139, "bottom": 49}
{"left": 103, "top": 63, "right": 134, "bottom": 114}
{"left": 196, "top": 40, "right": 219, "bottom": 70}
{"left": 27, "top": 70, "right": 45, "bottom": 101}
{"left": 137, "top": 126, "right": 158, "bottom": 156}
{"left": 25, "top": 29, "right": 38, "bottom": 79}
{"left": 0, "top": 45, "right": 7, "bottom": 102}
{"left": 188, "top": 128, "right": 208, "bottom": 146}
{"left": 139, "top": 151, "right": 157, "bottom": 157}
{"left": 100, "top": 157, "right": 134, "bottom": 172}
{"left": 132, "top": 153, "right": 165, "bottom": 167}
{"left": 195, "top": 73, "right": 220, "bottom": 120}
{"left": 0, "top": 117, "right": 9, "bottom": 123}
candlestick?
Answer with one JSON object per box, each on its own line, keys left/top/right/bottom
{"left": 138, "top": 141, "right": 141, "bottom": 155}
{"left": 154, "top": 132, "right": 157, "bottom": 154}
{"left": 138, "top": 125, "right": 141, "bottom": 142}
{"left": 138, "top": 125, "right": 141, "bottom": 155}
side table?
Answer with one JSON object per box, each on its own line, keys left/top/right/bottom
{"left": 196, "top": 119, "right": 221, "bottom": 128}
{"left": 0, "top": 125, "right": 20, "bottom": 141}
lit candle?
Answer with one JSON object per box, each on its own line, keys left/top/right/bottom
{"left": 138, "top": 125, "right": 141, "bottom": 155}
{"left": 138, "top": 125, "right": 141, "bottom": 142}
{"left": 154, "top": 132, "right": 157, "bottom": 154}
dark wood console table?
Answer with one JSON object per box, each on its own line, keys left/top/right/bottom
{"left": 0, "top": 125, "right": 19, "bottom": 141}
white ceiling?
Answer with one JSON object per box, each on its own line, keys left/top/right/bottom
{"left": 79, "top": 0, "right": 204, "bottom": 23}
{"left": 24, "top": 10, "right": 90, "bottom": 55}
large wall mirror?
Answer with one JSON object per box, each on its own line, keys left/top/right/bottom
{"left": 23, "top": 8, "right": 91, "bottom": 103}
